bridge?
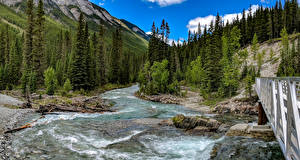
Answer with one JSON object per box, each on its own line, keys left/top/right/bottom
{"left": 256, "top": 77, "right": 300, "bottom": 160}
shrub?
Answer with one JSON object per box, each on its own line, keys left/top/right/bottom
{"left": 63, "top": 78, "right": 72, "bottom": 93}
{"left": 44, "top": 67, "right": 58, "bottom": 95}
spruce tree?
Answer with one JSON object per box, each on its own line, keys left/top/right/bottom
{"left": 70, "top": 13, "right": 88, "bottom": 90}
{"left": 251, "top": 33, "right": 258, "bottom": 60}
{"left": 84, "top": 22, "right": 94, "bottom": 90}
{"left": 32, "top": 0, "right": 45, "bottom": 84}
{"left": 8, "top": 38, "right": 21, "bottom": 87}
{"left": 97, "top": 24, "right": 106, "bottom": 86}
{"left": 44, "top": 67, "right": 57, "bottom": 95}
{"left": 110, "top": 27, "right": 122, "bottom": 83}
{"left": 0, "top": 31, "right": 5, "bottom": 65}
{"left": 23, "top": 0, "right": 34, "bottom": 70}
{"left": 4, "top": 25, "right": 10, "bottom": 64}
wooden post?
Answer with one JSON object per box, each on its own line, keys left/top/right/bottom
{"left": 258, "top": 102, "right": 268, "bottom": 125}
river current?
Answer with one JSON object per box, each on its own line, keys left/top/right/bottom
{"left": 11, "top": 85, "right": 283, "bottom": 160}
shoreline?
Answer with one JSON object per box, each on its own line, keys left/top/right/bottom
{"left": 135, "top": 88, "right": 212, "bottom": 114}
{"left": 0, "top": 105, "right": 34, "bottom": 159}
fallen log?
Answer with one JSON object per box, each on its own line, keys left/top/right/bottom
{"left": 4, "top": 116, "right": 45, "bottom": 134}
{"left": 4, "top": 124, "right": 32, "bottom": 134}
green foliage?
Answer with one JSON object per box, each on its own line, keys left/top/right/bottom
{"left": 219, "top": 27, "right": 241, "bottom": 97}
{"left": 28, "top": 71, "right": 37, "bottom": 93}
{"left": 44, "top": 67, "right": 57, "bottom": 95}
{"left": 70, "top": 13, "right": 88, "bottom": 90}
{"left": 0, "top": 0, "right": 148, "bottom": 93}
{"left": 138, "top": 60, "right": 179, "bottom": 95}
{"left": 186, "top": 56, "right": 209, "bottom": 97}
{"left": 269, "top": 48, "right": 275, "bottom": 61}
{"left": 63, "top": 78, "right": 72, "bottom": 93}
{"left": 245, "top": 74, "right": 254, "bottom": 98}
{"left": 256, "top": 50, "right": 265, "bottom": 76}
{"left": 110, "top": 27, "right": 122, "bottom": 83}
{"left": 277, "top": 28, "right": 299, "bottom": 76}
{"left": 0, "top": 65, "right": 8, "bottom": 90}
{"left": 251, "top": 33, "right": 258, "bottom": 60}
{"left": 150, "top": 60, "right": 169, "bottom": 94}
{"left": 21, "top": 70, "right": 28, "bottom": 94}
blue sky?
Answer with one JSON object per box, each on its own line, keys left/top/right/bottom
{"left": 89, "top": 0, "right": 281, "bottom": 41}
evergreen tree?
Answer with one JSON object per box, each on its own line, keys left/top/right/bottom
{"left": 277, "top": 28, "right": 293, "bottom": 76}
{"left": 70, "top": 13, "right": 88, "bottom": 90}
{"left": 44, "top": 67, "right": 57, "bottom": 95}
{"left": 110, "top": 27, "right": 122, "bottom": 83}
{"left": 97, "top": 24, "right": 106, "bottom": 86}
{"left": 251, "top": 33, "right": 258, "bottom": 60}
{"left": 28, "top": 71, "right": 37, "bottom": 92}
{"left": 4, "top": 25, "right": 10, "bottom": 64}
{"left": 120, "top": 51, "right": 130, "bottom": 84}
{"left": 63, "top": 78, "right": 72, "bottom": 93}
{"left": 219, "top": 26, "right": 241, "bottom": 97}
{"left": 0, "top": 30, "right": 5, "bottom": 65}
{"left": 84, "top": 22, "right": 95, "bottom": 90}
{"left": 8, "top": 38, "right": 21, "bottom": 87}
{"left": 23, "top": 0, "right": 34, "bottom": 70}
{"left": 32, "top": 0, "right": 45, "bottom": 83}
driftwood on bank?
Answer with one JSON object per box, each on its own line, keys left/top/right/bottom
{"left": 37, "top": 96, "right": 115, "bottom": 114}
{"left": 37, "top": 103, "right": 115, "bottom": 114}
{"left": 4, "top": 116, "right": 45, "bottom": 134}
{"left": 4, "top": 124, "right": 32, "bottom": 134}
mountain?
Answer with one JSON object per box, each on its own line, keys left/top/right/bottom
{"left": 120, "top": 19, "right": 150, "bottom": 41}
{"left": 0, "top": 0, "right": 148, "bottom": 53}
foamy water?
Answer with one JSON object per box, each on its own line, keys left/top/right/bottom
{"left": 12, "top": 85, "right": 221, "bottom": 159}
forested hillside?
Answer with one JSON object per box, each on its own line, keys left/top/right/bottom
{"left": 138, "top": 0, "right": 300, "bottom": 99}
{"left": 0, "top": 0, "right": 148, "bottom": 96}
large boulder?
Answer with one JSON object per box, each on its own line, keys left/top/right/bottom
{"left": 172, "top": 114, "right": 221, "bottom": 131}
{"left": 226, "top": 123, "right": 275, "bottom": 141}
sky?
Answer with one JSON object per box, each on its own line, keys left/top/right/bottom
{"left": 88, "top": 0, "right": 286, "bottom": 42}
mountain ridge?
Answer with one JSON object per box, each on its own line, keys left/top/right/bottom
{"left": 0, "top": 0, "right": 149, "bottom": 42}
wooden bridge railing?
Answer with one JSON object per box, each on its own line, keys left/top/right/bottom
{"left": 256, "top": 77, "right": 300, "bottom": 160}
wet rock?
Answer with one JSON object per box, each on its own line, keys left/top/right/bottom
{"left": 226, "top": 124, "right": 249, "bottom": 136}
{"left": 211, "top": 136, "right": 284, "bottom": 160}
{"left": 226, "top": 123, "right": 275, "bottom": 141}
{"left": 136, "top": 93, "right": 181, "bottom": 104}
{"left": 217, "top": 124, "right": 230, "bottom": 133}
{"left": 158, "top": 119, "right": 173, "bottom": 126}
{"left": 172, "top": 114, "right": 221, "bottom": 133}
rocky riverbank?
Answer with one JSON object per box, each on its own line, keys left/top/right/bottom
{"left": 213, "top": 97, "right": 258, "bottom": 115}
{"left": 135, "top": 92, "right": 181, "bottom": 104}
{"left": 0, "top": 94, "right": 35, "bottom": 159}
{"left": 168, "top": 114, "right": 276, "bottom": 147}
{"left": 136, "top": 86, "right": 259, "bottom": 115}
{"left": 135, "top": 87, "right": 212, "bottom": 113}
{"left": 0, "top": 90, "right": 116, "bottom": 159}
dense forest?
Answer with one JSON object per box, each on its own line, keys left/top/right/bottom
{"left": 0, "top": 0, "right": 146, "bottom": 96}
{"left": 138, "top": 0, "right": 300, "bottom": 98}
{"left": 0, "top": 0, "right": 299, "bottom": 100}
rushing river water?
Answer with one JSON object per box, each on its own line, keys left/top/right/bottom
{"left": 11, "top": 85, "right": 284, "bottom": 160}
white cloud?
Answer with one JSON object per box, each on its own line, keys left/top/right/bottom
{"left": 146, "top": 31, "right": 152, "bottom": 35}
{"left": 260, "top": 0, "right": 269, "bottom": 4}
{"left": 146, "top": 0, "right": 186, "bottom": 7}
{"left": 168, "top": 38, "right": 184, "bottom": 46}
{"left": 187, "top": 5, "right": 259, "bottom": 33}
{"left": 99, "top": 0, "right": 105, "bottom": 6}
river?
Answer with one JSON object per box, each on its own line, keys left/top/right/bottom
{"left": 11, "top": 85, "right": 284, "bottom": 160}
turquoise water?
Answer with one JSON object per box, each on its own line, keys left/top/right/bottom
{"left": 12, "top": 85, "right": 221, "bottom": 160}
